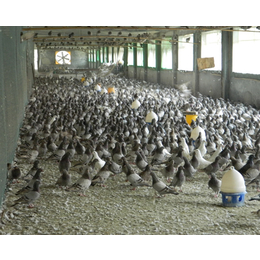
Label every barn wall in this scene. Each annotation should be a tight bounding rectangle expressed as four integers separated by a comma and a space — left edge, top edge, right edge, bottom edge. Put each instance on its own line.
230, 76, 260, 108
38, 49, 88, 72
0, 26, 34, 207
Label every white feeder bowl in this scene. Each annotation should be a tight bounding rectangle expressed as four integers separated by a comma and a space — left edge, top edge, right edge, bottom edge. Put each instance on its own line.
94, 84, 101, 92
220, 167, 247, 207
221, 167, 246, 193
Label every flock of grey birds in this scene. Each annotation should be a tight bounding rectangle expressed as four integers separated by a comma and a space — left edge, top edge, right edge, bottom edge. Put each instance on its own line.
5, 73, 260, 213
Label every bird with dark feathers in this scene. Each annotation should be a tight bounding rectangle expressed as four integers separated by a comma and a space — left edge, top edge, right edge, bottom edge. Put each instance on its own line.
11, 180, 41, 208
66, 140, 76, 158
170, 166, 186, 192
138, 164, 152, 182
150, 170, 179, 197
91, 160, 111, 187
46, 140, 66, 161
182, 156, 196, 180
59, 152, 72, 173
66, 167, 92, 196
55, 169, 71, 187
23, 160, 40, 180
238, 154, 255, 176
208, 172, 221, 197
16, 168, 43, 195
8, 164, 21, 184
122, 157, 150, 190
75, 139, 86, 155
160, 159, 176, 182
249, 193, 260, 201
204, 156, 221, 176
112, 142, 124, 164
135, 150, 148, 171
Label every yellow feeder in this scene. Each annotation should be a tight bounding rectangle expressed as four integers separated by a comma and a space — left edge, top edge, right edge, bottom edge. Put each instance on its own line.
108, 87, 115, 94
81, 77, 85, 82
184, 111, 198, 125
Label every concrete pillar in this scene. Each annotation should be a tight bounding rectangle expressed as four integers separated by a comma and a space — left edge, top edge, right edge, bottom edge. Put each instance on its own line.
193, 31, 201, 96
221, 30, 233, 99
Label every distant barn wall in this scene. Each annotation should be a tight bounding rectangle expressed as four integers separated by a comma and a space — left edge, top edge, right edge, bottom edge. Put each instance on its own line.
230, 76, 260, 108
126, 67, 260, 108
0, 26, 34, 207
38, 49, 88, 72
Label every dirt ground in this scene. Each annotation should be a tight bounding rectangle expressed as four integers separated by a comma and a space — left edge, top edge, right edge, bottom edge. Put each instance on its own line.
1, 153, 260, 235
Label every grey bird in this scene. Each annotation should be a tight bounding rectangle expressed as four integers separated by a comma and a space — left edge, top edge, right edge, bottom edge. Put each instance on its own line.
151, 146, 167, 166
150, 170, 179, 197
208, 172, 221, 197
204, 156, 221, 176
122, 157, 150, 190
107, 158, 122, 175
139, 164, 152, 182
38, 140, 47, 158
239, 154, 255, 176
75, 139, 86, 155
170, 166, 186, 192
135, 150, 148, 171
160, 160, 176, 182
249, 193, 260, 201
190, 151, 199, 169
91, 160, 112, 187
46, 141, 66, 161
66, 168, 92, 196
16, 168, 43, 195
8, 164, 21, 184
66, 140, 76, 159
55, 169, 71, 187
11, 180, 41, 208
59, 152, 72, 173
112, 142, 124, 164
182, 156, 196, 180
23, 160, 40, 180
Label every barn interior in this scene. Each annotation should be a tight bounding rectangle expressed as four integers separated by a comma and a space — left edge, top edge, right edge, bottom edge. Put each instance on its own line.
0, 4, 259, 259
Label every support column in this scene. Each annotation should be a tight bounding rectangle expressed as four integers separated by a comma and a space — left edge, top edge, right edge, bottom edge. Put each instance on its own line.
222, 30, 233, 100
172, 33, 178, 86
123, 44, 128, 77
143, 43, 148, 81
156, 40, 161, 84
193, 31, 201, 96
133, 43, 137, 79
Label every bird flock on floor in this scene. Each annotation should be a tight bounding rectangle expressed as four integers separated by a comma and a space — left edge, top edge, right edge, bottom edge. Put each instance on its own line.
5, 72, 260, 213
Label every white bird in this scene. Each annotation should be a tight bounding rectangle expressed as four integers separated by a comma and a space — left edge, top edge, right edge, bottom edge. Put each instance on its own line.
198, 139, 207, 158
180, 137, 190, 159
207, 143, 224, 162
92, 151, 106, 173
194, 149, 212, 170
